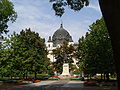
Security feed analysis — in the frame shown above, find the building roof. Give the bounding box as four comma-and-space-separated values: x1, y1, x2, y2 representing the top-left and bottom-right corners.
52, 24, 73, 47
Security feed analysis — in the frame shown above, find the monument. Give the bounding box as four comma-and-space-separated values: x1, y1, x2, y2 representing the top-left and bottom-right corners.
61, 63, 70, 75
59, 53, 71, 79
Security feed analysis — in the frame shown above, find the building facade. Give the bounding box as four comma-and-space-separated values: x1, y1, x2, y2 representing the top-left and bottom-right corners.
46, 24, 78, 67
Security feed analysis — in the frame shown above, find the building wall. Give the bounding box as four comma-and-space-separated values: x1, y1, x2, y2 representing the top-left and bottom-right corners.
46, 41, 77, 63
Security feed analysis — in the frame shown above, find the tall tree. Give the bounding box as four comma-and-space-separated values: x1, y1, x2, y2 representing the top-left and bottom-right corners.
16, 28, 50, 79
0, 0, 17, 34
76, 18, 115, 80
98, 0, 120, 89
1, 29, 50, 79
0, 35, 16, 78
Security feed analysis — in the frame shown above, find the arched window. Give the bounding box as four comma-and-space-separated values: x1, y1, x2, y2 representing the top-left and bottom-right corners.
48, 44, 50, 47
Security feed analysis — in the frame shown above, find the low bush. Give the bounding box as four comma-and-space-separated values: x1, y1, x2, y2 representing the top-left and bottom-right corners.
36, 74, 50, 80
48, 78, 59, 80
70, 78, 81, 80
96, 82, 115, 87
3, 79, 22, 83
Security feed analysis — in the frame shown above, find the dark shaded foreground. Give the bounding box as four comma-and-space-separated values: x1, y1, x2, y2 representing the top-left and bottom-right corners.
0, 80, 117, 90
0, 85, 117, 90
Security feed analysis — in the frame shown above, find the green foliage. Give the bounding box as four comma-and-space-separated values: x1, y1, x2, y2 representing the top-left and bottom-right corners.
96, 82, 115, 87
73, 68, 82, 74
53, 41, 75, 73
2, 80, 21, 83
0, 0, 17, 34
47, 65, 55, 76
76, 18, 115, 76
49, 0, 89, 16
36, 74, 50, 80
0, 29, 50, 79
70, 78, 80, 80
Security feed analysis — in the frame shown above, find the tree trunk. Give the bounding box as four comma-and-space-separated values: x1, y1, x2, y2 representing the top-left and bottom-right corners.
34, 71, 37, 80
106, 73, 109, 81
101, 73, 103, 80
104, 73, 106, 80
99, 0, 120, 89
25, 73, 28, 79
23, 73, 25, 79
10, 76, 13, 79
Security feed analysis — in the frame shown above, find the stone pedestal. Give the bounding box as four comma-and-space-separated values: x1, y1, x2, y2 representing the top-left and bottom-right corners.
59, 63, 71, 79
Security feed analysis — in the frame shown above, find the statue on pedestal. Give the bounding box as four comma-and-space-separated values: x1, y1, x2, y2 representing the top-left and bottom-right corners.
61, 63, 70, 76
59, 53, 71, 79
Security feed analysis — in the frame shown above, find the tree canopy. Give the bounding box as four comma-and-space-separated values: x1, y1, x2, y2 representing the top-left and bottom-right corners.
0, 0, 17, 34
49, 0, 89, 16
76, 18, 115, 79
0, 29, 50, 79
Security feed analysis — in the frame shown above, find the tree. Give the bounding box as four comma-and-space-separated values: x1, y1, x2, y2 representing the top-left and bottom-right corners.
76, 36, 87, 75
53, 41, 75, 74
76, 18, 115, 80
49, 0, 89, 17
1, 29, 50, 79
50, 0, 120, 89
0, 35, 16, 78
88, 18, 115, 76
98, 0, 120, 89
15, 28, 50, 79
0, 0, 17, 34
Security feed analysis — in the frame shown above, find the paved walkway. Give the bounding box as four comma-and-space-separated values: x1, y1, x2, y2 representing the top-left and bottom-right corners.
24, 80, 58, 86
62, 81, 84, 87
0, 80, 117, 90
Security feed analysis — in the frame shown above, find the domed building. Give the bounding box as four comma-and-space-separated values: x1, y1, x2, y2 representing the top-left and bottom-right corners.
46, 24, 75, 62
52, 24, 73, 47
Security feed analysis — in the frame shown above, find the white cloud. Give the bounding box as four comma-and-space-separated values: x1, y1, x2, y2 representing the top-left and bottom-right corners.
87, 0, 101, 12
88, 4, 101, 12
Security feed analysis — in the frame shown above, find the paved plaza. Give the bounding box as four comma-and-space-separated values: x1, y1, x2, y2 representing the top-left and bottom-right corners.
0, 80, 117, 90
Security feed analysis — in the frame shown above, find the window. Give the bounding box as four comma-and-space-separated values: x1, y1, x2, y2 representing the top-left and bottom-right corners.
48, 44, 50, 47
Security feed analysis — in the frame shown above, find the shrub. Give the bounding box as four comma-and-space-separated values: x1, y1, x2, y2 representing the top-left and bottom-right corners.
96, 82, 114, 87
3, 79, 21, 83
70, 78, 81, 80
48, 78, 59, 80
36, 74, 50, 80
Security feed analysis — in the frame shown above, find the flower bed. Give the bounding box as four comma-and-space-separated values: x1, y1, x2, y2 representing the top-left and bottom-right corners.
48, 76, 60, 80
23, 79, 41, 83
16, 82, 27, 85
33, 80, 41, 83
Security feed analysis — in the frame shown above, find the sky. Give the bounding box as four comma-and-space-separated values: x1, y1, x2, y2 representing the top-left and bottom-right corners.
8, 0, 102, 43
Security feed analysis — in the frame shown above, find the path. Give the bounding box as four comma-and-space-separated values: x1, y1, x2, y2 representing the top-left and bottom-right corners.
0, 80, 117, 90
